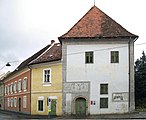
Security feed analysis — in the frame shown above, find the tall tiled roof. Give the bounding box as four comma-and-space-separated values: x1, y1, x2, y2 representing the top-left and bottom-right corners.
59, 6, 138, 39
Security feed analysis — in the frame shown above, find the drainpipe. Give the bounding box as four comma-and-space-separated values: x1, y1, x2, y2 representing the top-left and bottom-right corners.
128, 37, 138, 113
28, 66, 32, 115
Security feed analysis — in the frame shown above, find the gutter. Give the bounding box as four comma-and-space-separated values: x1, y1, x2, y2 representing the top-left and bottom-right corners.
28, 66, 32, 115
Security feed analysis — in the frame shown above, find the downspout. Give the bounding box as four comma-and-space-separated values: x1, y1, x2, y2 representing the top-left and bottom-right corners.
128, 37, 138, 113
28, 66, 32, 115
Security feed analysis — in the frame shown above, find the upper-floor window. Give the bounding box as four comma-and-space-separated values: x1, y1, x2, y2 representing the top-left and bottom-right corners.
85, 51, 94, 64
13, 82, 17, 93
17, 80, 21, 92
43, 69, 51, 83
5, 86, 7, 94
23, 77, 27, 91
111, 51, 119, 63
100, 84, 108, 94
10, 83, 13, 94
0, 86, 3, 94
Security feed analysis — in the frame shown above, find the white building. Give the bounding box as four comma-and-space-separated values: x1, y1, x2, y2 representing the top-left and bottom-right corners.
59, 6, 138, 115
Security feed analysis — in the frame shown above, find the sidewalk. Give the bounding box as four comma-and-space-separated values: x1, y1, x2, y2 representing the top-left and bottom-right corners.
1, 109, 146, 119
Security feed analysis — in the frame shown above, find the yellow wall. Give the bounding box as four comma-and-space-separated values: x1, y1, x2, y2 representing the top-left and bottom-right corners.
31, 63, 62, 115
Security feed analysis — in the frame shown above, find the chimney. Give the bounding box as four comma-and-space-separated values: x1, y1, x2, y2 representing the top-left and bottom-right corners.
51, 40, 55, 44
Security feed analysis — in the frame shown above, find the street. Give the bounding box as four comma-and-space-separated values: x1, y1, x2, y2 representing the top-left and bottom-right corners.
1, 110, 146, 119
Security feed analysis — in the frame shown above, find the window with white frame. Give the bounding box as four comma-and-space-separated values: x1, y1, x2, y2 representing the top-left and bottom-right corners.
14, 97, 17, 107
10, 83, 13, 94
17, 80, 21, 91
38, 96, 44, 112
7, 85, 10, 94
111, 51, 119, 63
23, 77, 27, 90
5, 86, 7, 94
13, 82, 17, 92
43, 69, 51, 83
9, 85, 11, 93
23, 96, 27, 108
0, 86, 2, 94
10, 98, 13, 107
7, 98, 10, 107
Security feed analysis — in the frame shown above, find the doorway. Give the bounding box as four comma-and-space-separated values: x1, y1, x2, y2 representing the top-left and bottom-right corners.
18, 97, 21, 112
75, 97, 86, 116
50, 99, 56, 116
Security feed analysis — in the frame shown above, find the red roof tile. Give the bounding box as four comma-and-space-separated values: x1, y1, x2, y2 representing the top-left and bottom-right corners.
29, 43, 62, 65
59, 6, 138, 39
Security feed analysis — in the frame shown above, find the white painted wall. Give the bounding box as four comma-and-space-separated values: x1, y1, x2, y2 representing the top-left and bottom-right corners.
66, 43, 129, 114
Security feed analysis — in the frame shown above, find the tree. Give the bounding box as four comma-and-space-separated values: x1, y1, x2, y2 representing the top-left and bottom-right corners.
135, 51, 146, 108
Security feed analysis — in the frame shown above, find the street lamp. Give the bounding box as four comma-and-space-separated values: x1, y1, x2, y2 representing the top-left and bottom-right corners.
5, 62, 11, 67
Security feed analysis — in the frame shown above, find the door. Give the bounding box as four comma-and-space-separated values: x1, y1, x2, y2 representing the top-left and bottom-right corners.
18, 98, 21, 112
50, 99, 56, 115
75, 97, 86, 116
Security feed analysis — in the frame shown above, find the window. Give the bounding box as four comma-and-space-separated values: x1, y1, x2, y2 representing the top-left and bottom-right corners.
10, 83, 13, 94
7, 84, 10, 94
111, 51, 119, 63
14, 97, 17, 107
5, 86, 7, 94
38, 100, 43, 111
13, 82, 17, 92
10, 98, 13, 107
85, 51, 94, 64
43, 69, 51, 83
100, 98, 108, 108
17, 80, 21, 91
23, 96, 27, 108
100, 84, 108, 94
23, 77, 27, 90
9, 85, 11, 93
0, 86, 2, 94
7, 98, 10, 107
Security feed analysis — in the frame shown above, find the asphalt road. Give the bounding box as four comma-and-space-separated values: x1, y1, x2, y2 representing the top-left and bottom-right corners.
1, 110, 146, 119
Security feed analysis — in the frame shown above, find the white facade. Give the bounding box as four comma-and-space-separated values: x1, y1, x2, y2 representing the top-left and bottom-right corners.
65, 42, 129, 114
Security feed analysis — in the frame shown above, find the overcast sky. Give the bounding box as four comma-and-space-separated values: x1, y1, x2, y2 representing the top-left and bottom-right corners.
0, 0, 145, 74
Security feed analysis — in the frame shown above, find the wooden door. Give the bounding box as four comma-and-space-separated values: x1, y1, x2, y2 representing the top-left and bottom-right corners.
50, 99, 56, 115
75, 98, 86, 116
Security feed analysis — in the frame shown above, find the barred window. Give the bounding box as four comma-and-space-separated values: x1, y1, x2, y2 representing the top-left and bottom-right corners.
100, 98, 108, 108
111, 51, 119, 63
85, 51, 94, 64
100, 84, 108, 94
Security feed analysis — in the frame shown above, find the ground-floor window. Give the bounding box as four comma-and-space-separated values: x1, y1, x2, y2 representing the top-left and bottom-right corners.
23, 96, 27, 108
7, 98, 10, 107
38, 100, 43, 111
38, 97, 44, 112
14, 97, 17, 107
100, 98, 108, 108
10, 98, 13, 107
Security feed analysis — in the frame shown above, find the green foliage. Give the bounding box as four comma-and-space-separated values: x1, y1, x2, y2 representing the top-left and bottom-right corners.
135, 51, 146, 107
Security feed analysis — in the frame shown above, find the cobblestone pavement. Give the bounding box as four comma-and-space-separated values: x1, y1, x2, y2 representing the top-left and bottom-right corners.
0, 110, 146, 119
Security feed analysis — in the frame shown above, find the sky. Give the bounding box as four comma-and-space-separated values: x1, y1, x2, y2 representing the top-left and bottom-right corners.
0, 0, 146, 75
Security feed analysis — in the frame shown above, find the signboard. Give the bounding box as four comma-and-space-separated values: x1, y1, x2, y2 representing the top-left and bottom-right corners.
112, 92, 128, 102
